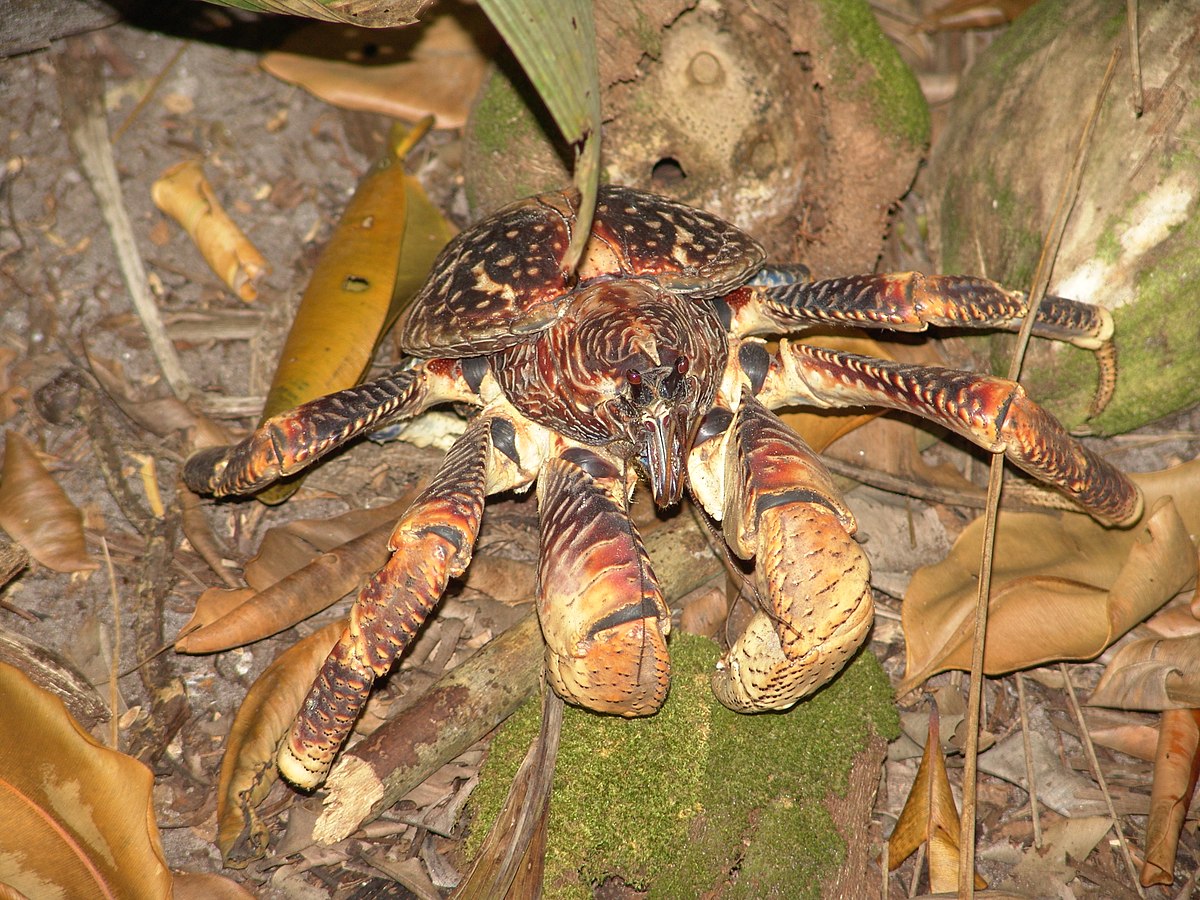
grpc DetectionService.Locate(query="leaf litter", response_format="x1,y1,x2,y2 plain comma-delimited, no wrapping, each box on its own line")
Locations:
1,3,1198,897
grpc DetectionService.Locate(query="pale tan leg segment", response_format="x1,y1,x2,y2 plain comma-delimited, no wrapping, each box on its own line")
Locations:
535,447,671,716
704,391,873,712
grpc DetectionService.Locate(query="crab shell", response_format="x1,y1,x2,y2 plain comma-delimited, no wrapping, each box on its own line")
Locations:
397,185,766,358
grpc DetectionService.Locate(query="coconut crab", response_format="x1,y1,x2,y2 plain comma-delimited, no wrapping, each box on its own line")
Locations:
184,185,1142,789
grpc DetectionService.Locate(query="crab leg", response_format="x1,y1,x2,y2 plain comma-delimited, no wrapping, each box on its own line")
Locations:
759,342,1143,525
277,412,537,788
536,447,671,716
689,392,873,712
726,272,1113,349
183,358,481,497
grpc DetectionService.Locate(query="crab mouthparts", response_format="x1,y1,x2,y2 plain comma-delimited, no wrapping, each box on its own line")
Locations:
637,405,690,508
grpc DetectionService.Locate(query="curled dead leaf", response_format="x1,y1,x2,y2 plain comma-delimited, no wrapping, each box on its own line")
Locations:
152,160,269,303
260,14,493,129
0,662,172,898
1089,635,1200,710
1140,708,1200,886
217,619,345,864
902,461,1200,691
0,431,97,573
886,704,987,892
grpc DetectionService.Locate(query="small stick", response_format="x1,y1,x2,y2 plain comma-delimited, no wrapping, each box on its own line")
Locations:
1126,0,1143,116
958,46,1122,898
1016,672,1043,848
57,38,193,401
1059,662,1145,896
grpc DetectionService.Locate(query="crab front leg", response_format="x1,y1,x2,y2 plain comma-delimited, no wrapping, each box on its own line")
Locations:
183,357,482,497
727,270,1118,415
689,391,873,712
729,271,1113,348
536,446,671,716
278,410,540,788
760,342,1143,525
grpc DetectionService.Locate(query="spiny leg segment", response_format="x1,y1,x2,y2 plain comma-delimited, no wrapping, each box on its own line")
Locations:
277,413,529,788
758,342,1142,526
183,358,480,497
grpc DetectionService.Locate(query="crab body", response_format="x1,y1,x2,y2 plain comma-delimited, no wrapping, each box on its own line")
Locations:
185,185,1143,789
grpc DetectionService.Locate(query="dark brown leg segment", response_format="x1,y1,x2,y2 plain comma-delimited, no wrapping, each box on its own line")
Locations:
535,448,670,717
763,343,1143,525
183,358,478,497
711,392,872,712
731,272,1112,349
277,416,494,788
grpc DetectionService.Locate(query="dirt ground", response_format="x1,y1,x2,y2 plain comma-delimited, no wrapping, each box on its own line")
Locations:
1,2,1199,898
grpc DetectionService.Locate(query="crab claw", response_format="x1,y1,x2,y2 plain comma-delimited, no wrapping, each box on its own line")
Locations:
637,403,691,508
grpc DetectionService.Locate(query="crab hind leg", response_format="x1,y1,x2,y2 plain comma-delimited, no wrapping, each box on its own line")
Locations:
689,392,872,712
278,412,532,788
183,358,481,497
536,447,670,716
762,343,1143,525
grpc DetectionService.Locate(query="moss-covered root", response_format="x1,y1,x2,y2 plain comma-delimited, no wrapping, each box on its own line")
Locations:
465,634,899,898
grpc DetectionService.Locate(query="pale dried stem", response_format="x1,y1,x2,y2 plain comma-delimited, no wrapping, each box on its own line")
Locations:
957,45,1122,898
57,39,193,401
1015,672,1043,849
1059,662,1145,896
101,537,120,752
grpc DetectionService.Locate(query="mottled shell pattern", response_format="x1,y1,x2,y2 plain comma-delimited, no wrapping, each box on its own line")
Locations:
397,185,767,358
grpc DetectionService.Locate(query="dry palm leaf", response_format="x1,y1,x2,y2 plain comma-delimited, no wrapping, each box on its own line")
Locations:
901,462,1200,691
1140,708,1200,887
0,662,173,898
999,816,1113,893
151,160,269,303
887,704,987,892
0,431,96,573
216,619,345,865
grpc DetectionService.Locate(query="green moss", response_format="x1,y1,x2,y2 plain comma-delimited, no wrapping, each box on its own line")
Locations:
816,0,931,148
465,635,898,898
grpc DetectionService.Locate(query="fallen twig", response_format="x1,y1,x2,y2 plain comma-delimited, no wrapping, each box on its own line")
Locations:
56,37,193,401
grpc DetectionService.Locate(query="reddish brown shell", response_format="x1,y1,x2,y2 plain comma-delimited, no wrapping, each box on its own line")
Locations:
398,184,765,358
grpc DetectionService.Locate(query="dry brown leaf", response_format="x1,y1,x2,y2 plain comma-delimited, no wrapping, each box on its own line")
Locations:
243,496,414,591
260,13,493,129
1141,708,1200,886
901,461,1200,691
216,619,345,865
887,705,986,892
172,871,258,898
999,815,1113,893
174,492,419,653
0,431,97,573
0,662,173,898
152,160,269,303
1089,635,1200,710
1087,711,1159,762
87,352,230,450
175,520,391,653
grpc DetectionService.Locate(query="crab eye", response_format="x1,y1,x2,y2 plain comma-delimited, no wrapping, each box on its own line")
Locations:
675,356,689,375
626,369,642,385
